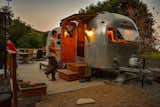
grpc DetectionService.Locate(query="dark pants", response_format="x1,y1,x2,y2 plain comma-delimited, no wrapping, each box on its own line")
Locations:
45,65,57,80
45,56,57,80
51,68,56,80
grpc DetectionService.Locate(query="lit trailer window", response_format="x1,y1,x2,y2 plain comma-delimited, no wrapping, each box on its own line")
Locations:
107,20,138,43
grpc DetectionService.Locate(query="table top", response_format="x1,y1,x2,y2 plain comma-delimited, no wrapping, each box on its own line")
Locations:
19,52,31,55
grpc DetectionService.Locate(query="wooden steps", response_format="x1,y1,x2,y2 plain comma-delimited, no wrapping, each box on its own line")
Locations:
58,63,87,81
58,69,79,81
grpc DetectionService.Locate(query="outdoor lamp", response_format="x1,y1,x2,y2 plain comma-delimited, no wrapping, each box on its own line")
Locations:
85,29,94,38
85,29,95,43
64,30,70,38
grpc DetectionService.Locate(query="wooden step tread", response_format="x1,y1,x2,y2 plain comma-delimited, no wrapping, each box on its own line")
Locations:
67,63,86,73
58,69,78,75
58,69,84,81
67,63,87,67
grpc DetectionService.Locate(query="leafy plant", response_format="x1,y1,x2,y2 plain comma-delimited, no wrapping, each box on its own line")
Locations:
19,81,46,88
8,18,47,48
141,53,160,60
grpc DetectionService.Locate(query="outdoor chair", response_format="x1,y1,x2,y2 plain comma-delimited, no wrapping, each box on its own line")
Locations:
116,59,154,88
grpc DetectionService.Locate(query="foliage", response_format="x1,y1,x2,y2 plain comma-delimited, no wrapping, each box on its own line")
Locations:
79,0,154,42
0,5,48,49
0,6,48,67
19,81,46,88
17,32,42,48
8,18,47,48
0,5,13,17
140,45,158,54
141,53,160,60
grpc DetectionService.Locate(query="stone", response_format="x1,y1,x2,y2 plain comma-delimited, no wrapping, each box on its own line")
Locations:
76,98,95,105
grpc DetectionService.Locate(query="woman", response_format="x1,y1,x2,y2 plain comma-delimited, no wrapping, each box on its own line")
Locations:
45,30,59,81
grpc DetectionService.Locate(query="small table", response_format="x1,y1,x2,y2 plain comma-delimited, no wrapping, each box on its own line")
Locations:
19,52,31,63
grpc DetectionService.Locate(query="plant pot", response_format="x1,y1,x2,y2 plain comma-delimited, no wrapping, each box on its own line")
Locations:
19,83,47,97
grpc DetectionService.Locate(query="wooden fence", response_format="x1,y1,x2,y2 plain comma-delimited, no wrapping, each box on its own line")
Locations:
7,50,17,107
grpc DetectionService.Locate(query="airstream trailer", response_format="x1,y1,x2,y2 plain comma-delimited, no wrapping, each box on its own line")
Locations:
61,12,140,71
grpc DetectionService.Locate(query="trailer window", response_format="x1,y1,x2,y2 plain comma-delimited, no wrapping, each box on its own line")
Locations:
117,28,138,41
107,30,116,42
107,28,126,43
64,25,73,38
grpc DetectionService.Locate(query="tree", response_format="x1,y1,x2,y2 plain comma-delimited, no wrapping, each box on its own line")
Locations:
17,32,44,48
79,0,154,47
8,18,28,45
8,18,47,48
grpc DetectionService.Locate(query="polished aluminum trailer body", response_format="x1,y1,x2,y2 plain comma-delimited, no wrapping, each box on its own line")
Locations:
84,12,140,70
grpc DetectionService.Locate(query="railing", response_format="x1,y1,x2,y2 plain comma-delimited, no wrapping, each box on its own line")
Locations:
7,50,17,107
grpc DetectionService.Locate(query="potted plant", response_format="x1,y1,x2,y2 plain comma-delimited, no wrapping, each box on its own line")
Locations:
18,81,47,97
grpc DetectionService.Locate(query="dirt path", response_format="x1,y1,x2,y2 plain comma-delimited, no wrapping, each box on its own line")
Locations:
36,82,160,107
16,61,160,107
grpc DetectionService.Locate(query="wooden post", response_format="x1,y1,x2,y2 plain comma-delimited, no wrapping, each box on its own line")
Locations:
11,53,17,107
0,12,8,78
7,51,17,107
3,12,8,78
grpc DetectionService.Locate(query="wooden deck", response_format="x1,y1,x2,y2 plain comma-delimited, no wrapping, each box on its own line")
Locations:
17,61,105,94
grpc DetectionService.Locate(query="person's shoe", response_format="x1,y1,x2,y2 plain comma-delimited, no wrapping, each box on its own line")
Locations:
49,79,56,81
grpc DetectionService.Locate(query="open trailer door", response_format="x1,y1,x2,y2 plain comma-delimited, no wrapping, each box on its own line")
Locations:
61,22,77,62
61,14,96,63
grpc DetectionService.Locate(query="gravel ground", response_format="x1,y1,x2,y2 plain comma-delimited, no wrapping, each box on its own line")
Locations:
16,59,160,107
36,81,160,107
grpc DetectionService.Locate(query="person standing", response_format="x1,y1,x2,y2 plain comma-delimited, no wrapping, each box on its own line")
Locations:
7,40,17,53
45,30,59,81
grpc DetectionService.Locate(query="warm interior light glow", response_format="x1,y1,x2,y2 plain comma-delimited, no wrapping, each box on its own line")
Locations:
107,30,116,42
85,30,94,37
64,30,69,38
124,30,133,36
